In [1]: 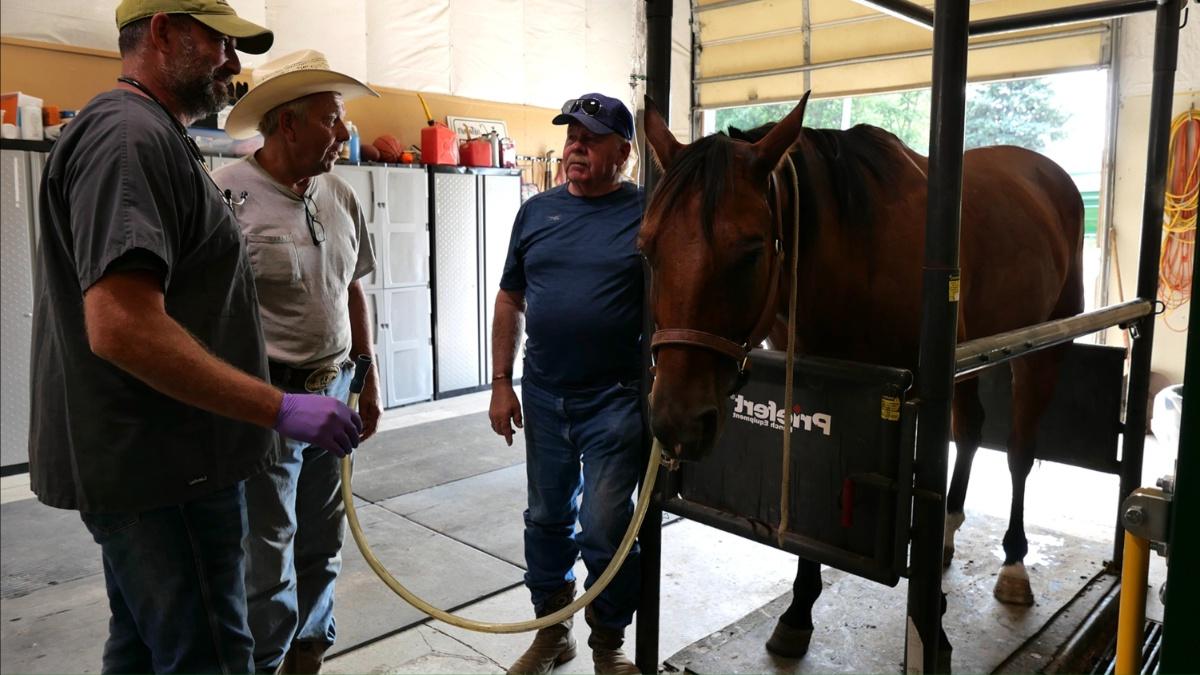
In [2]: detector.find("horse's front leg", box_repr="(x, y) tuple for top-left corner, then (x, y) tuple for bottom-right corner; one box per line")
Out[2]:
(766, 557), (821, 657)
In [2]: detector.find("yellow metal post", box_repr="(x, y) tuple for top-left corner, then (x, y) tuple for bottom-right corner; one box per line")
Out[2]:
(1115, 530), (1150, 675)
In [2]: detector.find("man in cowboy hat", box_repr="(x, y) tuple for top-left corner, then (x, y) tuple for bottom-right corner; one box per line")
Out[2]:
(214, 49), (381, 674)
(489, 92), (644, 675)
(30, 3), (363, 673)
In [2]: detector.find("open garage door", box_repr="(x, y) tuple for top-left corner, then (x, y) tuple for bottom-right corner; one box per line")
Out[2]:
(694, 0), (1111, 109)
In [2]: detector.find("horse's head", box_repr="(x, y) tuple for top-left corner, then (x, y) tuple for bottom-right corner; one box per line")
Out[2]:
(640, 94), (808, 462)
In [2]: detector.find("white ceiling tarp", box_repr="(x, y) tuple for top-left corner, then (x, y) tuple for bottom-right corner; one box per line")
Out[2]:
(0, 0), (120, 53)
(450, 0), (524, 103)
(366, 0), (452, 93)
(264, 0), (367, 80)
(1, 0), (657, 115)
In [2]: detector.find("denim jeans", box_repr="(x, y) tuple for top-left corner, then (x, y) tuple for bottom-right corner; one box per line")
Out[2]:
(521, 377), (643, 630)
(244, 365), (352, 671)
(80, 482), (253, 674)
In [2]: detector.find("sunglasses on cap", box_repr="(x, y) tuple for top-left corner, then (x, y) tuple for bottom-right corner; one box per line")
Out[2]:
(561, 98), (604, 117)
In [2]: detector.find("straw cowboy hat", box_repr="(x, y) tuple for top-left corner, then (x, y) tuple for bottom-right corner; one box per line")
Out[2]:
(224, 49), (379, 139)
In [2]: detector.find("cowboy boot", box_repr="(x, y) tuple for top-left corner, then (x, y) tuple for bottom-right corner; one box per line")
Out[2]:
(507, 582), (577, 674)
(278, 640), (331, 674)
(585, 606), (639, 675)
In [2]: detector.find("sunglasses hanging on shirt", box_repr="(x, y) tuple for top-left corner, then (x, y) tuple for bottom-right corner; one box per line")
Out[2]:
(303, 194), (325, 245)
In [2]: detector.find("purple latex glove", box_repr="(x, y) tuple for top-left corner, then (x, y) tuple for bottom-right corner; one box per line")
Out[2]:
(273, 393), (363, 458)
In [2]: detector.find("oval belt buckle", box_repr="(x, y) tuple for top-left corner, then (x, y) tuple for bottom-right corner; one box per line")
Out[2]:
(304, 366), (340, 392)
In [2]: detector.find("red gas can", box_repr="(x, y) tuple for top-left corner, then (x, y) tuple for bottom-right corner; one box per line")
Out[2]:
(460, 138), (493, 167)
(421, 123), (459, 165)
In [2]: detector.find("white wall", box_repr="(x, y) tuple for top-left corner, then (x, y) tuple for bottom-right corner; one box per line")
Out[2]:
(0, 0), (661, 114)
(1105, 11), (1199, 385)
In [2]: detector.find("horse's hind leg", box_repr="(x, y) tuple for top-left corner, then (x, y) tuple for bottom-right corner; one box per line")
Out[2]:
(994, 349), (1061, 606)
(945, 378), (985, 566)
(767, 557), (821, 657)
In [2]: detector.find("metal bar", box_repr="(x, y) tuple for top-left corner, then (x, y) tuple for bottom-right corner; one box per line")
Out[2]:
(906, 0), (968, 672)
(969, 0), (1158, 37)
(853, 0), (933, 29)
(636, 2), (672, 671)
(1159, 109), (1198, 675)
(1098, 17), (1125, 327)
(1115, 531), (1150, 675)
(953, 300), (1152, 378)
(1116, 0), (1179, 566)
(693, 25), (1107, 85)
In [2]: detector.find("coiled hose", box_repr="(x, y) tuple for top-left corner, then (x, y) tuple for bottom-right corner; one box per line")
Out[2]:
(339, 355), (661, 633)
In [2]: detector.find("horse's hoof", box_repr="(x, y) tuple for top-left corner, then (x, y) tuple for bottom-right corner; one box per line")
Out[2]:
(994, 562), (1035, 605)
(765, 621), (813, 658)
(942, 512), (965, 569)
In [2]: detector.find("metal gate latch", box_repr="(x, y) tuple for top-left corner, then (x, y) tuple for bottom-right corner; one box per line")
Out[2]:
(1121, 479), (1174, 555)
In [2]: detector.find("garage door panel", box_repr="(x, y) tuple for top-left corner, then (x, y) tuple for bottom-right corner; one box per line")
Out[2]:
(697, 0), (1110, 108)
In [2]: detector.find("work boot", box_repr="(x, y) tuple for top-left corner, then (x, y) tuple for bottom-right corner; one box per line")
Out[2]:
(278, 640), (331, 674)
(507, 582), (577, 674)
(586, 606), (639, 675)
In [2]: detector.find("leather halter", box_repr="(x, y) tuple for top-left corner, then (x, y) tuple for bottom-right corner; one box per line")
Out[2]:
(650, 157), (795, 390)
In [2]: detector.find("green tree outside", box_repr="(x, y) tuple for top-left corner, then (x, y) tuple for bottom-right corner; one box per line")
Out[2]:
(711, 76), (1069, 155)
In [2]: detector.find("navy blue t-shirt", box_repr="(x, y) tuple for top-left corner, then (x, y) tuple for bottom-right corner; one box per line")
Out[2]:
(500, 182), (644, 392)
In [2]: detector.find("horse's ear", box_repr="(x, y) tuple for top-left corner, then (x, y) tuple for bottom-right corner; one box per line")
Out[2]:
(643, 95), (684, 171)
(751, 91), (810, 176)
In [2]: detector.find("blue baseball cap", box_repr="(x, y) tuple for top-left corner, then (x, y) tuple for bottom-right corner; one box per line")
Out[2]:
(553, 93), (634, 140)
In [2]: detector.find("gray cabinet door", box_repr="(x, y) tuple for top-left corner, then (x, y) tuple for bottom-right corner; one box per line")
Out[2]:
(1, 150), (35, 469)
(432, 172), (481, 395)
(383, 167), (429, 287)
(337, 164), (434, 408)
(382, 286), (434, 406)
(481, 174), (523, 382)
(333, 165), (384, 290)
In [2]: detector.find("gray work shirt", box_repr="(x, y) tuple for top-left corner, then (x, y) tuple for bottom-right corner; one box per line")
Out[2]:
(212, 156), (375, 369)
(29, 90), (276, 514)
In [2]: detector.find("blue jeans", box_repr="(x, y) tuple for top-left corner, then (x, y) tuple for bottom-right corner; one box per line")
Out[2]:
(521, 378), (643, 630)
(244, 366), (352, 671)
(81, 483), (253, 674)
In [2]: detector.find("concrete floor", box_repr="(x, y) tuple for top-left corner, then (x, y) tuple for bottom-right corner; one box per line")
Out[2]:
(0, 388), (1177, 674)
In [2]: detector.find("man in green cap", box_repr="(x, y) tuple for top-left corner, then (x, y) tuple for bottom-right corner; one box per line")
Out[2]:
(29, 2), (363, 672)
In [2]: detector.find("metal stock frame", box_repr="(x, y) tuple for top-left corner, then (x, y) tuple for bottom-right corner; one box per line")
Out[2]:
(637, 1), (1183, 672)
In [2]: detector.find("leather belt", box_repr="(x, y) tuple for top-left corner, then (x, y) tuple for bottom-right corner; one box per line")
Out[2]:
(268, 360), (351, 393)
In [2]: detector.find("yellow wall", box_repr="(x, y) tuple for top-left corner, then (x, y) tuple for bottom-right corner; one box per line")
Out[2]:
(1105, 89), (1197, 385)
(1, 38), (122, 111)
(0, 37), (566, 159)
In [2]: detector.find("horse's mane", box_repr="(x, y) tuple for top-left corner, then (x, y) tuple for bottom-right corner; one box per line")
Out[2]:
(647, 132), (735, 240)
(647, 123), (907, 243)
(732, 123), (905, 236)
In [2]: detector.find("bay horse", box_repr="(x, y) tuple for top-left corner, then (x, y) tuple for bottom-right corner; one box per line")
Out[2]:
(640, 93), (1083, 657)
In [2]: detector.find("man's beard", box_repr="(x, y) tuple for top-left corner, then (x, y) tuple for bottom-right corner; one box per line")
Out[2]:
(161, 35), (232, 121)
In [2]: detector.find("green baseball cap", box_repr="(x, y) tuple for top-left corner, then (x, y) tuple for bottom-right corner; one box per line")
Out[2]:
(115, 0), (274, 54)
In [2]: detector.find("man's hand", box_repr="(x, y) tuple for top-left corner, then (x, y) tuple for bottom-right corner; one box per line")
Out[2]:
(275, 393), (362, 457)
(358, 369), (382, 441)
(489, 381), (523, 446)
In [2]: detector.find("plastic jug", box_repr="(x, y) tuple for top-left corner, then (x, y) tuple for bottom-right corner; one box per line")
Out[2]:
(347, 121), (361, 163)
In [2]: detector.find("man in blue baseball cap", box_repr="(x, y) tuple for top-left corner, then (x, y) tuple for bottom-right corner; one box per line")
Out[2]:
(489, 92), (644, 675)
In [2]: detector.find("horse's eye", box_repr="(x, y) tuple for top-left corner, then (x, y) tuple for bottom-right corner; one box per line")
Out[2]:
(732, 247), (763, 270)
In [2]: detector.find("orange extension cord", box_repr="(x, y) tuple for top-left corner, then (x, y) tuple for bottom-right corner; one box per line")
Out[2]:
(1159, 109), (1200, 330)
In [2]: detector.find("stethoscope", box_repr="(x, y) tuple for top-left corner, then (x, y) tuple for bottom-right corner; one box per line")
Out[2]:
(117, 76), (247, 212)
